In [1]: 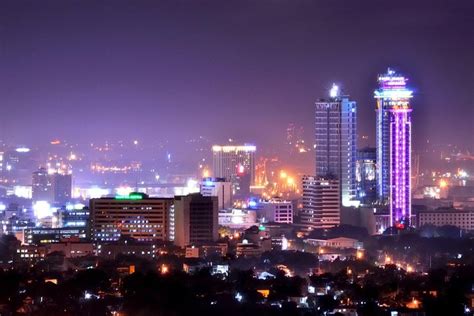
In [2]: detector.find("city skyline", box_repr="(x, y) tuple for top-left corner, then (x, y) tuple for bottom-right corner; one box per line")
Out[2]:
(0, 0), (473, 151)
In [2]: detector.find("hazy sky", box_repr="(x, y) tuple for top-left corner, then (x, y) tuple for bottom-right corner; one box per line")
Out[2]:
(1, 0), (473, 150)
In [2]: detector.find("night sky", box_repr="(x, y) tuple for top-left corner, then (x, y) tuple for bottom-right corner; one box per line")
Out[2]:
(1, 0), (473, 150)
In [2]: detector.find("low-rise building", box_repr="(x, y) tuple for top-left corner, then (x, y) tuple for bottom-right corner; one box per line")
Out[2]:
(417, 208), (474, 231)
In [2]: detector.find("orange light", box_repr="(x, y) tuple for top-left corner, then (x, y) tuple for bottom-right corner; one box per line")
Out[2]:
(439, 179), (448, 189)
(160, 264), (169, 275)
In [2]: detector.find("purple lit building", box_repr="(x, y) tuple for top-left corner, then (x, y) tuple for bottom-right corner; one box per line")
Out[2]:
(374, 69), (413, 228)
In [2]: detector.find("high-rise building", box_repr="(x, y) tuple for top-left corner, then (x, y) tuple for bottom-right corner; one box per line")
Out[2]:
(356, 148), (377, 205)
(52, 173), (72, 205)
(375, 68), (413, 227)
(173, 193), (218, 248)
(200, 177), (233, 210)
(90, 193), (173, 242)
(32, 167), (53, 202)
(315, 84), (357, 207)
(212, 145), (256, 197)
(300, 176), (340, 230)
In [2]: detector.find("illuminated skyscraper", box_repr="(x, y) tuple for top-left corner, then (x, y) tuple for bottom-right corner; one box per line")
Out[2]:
(375, 68), (413, 227)
(315, 84), (357, 207)
(212, 145), (256, 197)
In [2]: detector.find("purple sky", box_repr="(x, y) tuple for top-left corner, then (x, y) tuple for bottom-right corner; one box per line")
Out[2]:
(0, 0), (473, 150)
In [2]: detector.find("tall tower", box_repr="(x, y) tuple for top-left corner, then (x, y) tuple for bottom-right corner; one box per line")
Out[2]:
(375, 68), (413, 227)
(314, 84), (357, 207)
(211, 145), (256, 197)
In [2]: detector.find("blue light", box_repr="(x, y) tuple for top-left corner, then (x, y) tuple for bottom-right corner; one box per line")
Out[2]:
(248, 200), (257, 208)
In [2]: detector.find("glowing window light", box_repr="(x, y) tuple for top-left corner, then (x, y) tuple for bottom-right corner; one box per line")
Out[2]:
(33, 201), (52, 219)
(15, 147), (30, 153)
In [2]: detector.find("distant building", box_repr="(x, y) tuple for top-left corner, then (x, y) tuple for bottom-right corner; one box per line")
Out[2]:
(301, 176), (340, 230)
(304, 237), (363, 249)
(417, 208), (474, 231)
(218, 208), (257, 229)
(211, 145), (256, 197)
(375, 68), (413, 228)
(32, 167), (53, 202)
(52, 173), (72, 205)
(200, 177), (233, 210)
(258, 199), (293, 224)
(23, 227), (88, 245)
(315, 85), (357, 207)
(90, 193), (173, 242)
(173, 193), (218, 248)
(356, 147), (377, 205)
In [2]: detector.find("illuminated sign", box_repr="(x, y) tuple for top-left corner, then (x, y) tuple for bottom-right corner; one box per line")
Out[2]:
(115, 193), (144, 200)
(212, 145), (256, 152)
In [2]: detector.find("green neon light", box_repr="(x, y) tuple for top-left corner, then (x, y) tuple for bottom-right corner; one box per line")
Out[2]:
(115, 193), (143, 200)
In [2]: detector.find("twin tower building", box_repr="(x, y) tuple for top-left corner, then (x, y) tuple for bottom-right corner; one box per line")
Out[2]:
(302, 68), (413, 230)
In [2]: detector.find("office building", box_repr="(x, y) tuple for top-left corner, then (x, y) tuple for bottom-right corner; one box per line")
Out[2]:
(258, 199), (293, 224)
(200, 177), (233, 210)
(301, 176), (340, 230)
(315, 84), (357, 207)
(375, 68), (413, 227)
(356, 147), (377, 205)
(212, 145), (256, 197)
(90, 193), (173, 242)
(32, 167), (53, 202)
(173, 193), (218, 248)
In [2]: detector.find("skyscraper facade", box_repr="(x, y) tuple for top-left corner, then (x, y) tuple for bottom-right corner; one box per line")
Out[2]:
(52, 173), (72, 205)
(301, 176), (340, 230)
(90, 193), (173, 242)
(356, 147), (377, 205)
(315, 85), (357, 207)
(173, 193), (218, 248)
(375, 68), (413, 227)
(32, 167), (53, 202)
(212, 145), (256, 197)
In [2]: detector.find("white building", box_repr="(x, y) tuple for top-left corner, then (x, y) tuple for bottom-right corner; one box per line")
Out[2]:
(258, 199), (293, 224)
(200, 177), (233, 210)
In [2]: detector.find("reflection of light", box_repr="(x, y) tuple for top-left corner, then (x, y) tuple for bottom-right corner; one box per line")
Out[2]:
(33, 201), (52, 219)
